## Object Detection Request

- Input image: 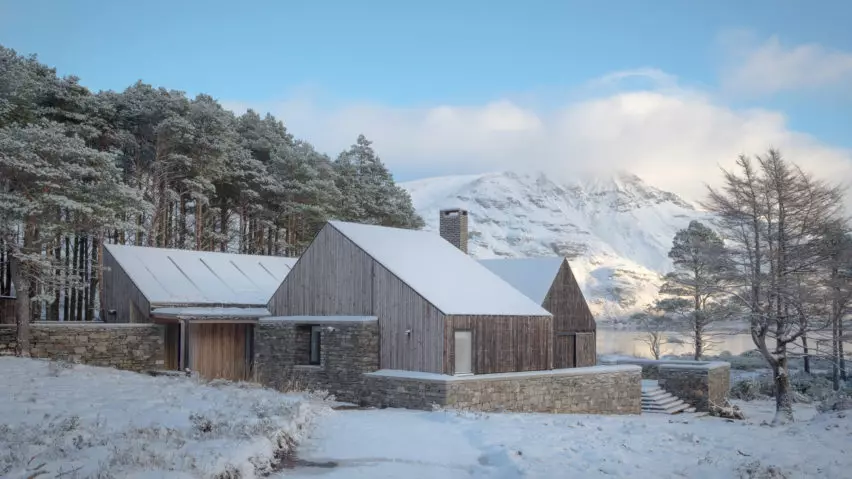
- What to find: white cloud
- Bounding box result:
[719,31,852,95]
[223,76,852,205]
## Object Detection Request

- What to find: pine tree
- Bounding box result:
[334,135,423,229]
[656,220,733,360]
[0,121,143,355]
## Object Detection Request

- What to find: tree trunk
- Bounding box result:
[87,235,98,321]
[10,255,31,357]
[70,235,79,321]
[64,236,70,321]
[772,357,794,425]
[77,236,86,321]
[179,196,187,249]
[97,232,106,322]
[220,205,229,252]
[801,334,811,374]
[51,233,61,321]
[841,318,848,381]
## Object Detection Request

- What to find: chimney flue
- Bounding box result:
[439,208,469,253]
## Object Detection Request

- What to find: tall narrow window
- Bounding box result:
[454,330,472,375]
[309,325,322,365]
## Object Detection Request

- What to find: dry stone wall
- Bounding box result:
[0,322,164,371]
[364,365,642,414]
[254,317,380,403]
[602,357,732,411]
[658,362,731,411]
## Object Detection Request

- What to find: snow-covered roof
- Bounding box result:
[329,221,551,316]
[261,316,378,323]
[105,244,297,307]
[150,307,272,319]
[478,257,565,304]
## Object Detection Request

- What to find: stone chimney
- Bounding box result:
[439,208,469,253]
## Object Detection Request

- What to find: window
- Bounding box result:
[309,325,322,365]
[454,330,472,375]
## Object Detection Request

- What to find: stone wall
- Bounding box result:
[363,365,642,415]
[254,317,380,403]
[658,362,731,411]
[591,357,731,412]
[0,322,165,371]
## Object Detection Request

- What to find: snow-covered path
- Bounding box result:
[284,403,851,478]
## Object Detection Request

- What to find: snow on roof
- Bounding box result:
[261,315,378,323]
[328,221,551,316]
[105,244,297,307]
[478,257,565,304]
[150,307,272,319]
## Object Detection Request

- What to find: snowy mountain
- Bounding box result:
[401,171,711,321]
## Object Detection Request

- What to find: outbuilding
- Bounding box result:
[102,244,296,379]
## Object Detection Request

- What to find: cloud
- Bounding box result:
[719,31,852,95]
[224,80,852,205]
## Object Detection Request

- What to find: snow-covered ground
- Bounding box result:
[284,402,850,478]
[0,357,330,478]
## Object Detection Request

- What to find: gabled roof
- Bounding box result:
[328,221,551,316]
[105,244,297,307]
[478,257,565,304]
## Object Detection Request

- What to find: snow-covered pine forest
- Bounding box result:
[0,45,423,321]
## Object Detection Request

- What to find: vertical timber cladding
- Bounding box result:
[268,225,374,316]
[443,315,553,375]
[187,322,252,380]
[268,224,447,373]
[102,248,151,324]
[545,259,597,368]
[373,261,445,373]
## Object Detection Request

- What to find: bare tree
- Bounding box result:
[705,149,846,424]
[632,310,669,360]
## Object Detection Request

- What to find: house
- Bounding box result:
[258,216,640,414]
[102,244,297,380]
[435,207,598,368]
[479,257,597,368]
[267,219,554,375]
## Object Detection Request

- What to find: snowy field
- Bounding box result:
[285,402,851,479]
[0,357,330,478]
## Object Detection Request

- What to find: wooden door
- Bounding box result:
[575,332,596,367]
[188,323,250,381]
[164,323,180,370]
[554,333,576,369]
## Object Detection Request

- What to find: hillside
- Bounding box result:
[401,171,710,320]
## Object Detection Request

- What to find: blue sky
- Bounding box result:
[1,0,850,193]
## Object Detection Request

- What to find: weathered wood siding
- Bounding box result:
[443,315,552,375]
[0,296,15,325]
[102,248,151,323]
[188,323,251,380]
[268,225,373,316]
[576,331,596,367]
[553,333,576,368]
[268,223,446,373]
[543,260,596,333]
[373,261,445,373]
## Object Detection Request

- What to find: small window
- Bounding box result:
[454,330,472,375]
[309,325,322,365]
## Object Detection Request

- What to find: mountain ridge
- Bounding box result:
[401,170,710,320]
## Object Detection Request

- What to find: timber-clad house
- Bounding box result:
[100,208,600,400]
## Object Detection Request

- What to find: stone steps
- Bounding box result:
[641,380,694,415]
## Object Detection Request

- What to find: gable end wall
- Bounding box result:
[102,248,151,323]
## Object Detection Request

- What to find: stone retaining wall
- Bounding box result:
[601,357,731,411]
[0,322,165,371]
[363,365,642,415]
[254,317,380,403]
[658,363,731,411]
